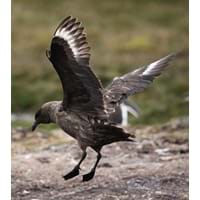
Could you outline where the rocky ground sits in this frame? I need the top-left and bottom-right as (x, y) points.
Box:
(12, 118), (188, 200)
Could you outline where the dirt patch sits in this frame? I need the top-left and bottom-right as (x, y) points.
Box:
(12, 118), (188, 200)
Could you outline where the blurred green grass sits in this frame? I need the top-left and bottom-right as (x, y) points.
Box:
(12, 0), (188, 125)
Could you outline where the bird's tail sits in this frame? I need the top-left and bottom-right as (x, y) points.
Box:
(96, 124), (135, 144)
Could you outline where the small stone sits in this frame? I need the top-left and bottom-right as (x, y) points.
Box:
(22, 190), (30, 195)
(137, 140), (155, 154)
(99, 163), (112, 168)
(155, 148), (170, 155)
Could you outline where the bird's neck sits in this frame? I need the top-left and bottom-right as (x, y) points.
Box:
(47, 101), (62, 123)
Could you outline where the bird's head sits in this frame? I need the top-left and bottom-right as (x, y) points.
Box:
(32, 103), (52, 131)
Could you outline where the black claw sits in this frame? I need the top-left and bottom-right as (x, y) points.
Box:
(63, 167), (79, 180)
(82, 171), (95, 182)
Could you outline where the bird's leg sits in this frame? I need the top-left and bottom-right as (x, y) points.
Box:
(82, 152), (102, 182)
(63, 150), (87, 180)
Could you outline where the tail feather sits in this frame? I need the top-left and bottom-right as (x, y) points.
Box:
(96, 124), (135, 144)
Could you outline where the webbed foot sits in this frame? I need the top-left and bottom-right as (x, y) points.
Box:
(63, 167), (79, 180)
(82, 171), (95, 182)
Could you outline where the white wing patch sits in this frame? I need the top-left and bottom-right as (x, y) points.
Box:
(54, 16), (90, 64)
(142, 60), (160, 76)
(142, 54), (175, 76)
(55, 28), (79, 55)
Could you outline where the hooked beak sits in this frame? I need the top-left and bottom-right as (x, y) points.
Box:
(32, 121), (38, 131)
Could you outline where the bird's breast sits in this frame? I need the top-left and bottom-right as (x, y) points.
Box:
(55, 111), (89, 139)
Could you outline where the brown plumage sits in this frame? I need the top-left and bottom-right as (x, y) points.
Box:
(32, 16), (176, 181)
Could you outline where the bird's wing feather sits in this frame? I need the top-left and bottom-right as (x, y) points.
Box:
(104, 53), (176, 114)
(48, 16), (105, 118)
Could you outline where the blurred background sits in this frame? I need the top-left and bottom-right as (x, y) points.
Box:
(12, 0), (188, 129)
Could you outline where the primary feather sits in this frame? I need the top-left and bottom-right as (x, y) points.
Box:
(54, 16), (91, 65)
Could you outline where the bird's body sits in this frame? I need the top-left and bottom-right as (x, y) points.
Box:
(40, 101), (133, 152)
(32, 16), (176, 181)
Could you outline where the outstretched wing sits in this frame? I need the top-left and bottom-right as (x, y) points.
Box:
(104, 53), (176, 114)
(47, 16), (106, 118)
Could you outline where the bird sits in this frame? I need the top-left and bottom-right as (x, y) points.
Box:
(109, 100), (141, 126)
(31, 16), (176, 182)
